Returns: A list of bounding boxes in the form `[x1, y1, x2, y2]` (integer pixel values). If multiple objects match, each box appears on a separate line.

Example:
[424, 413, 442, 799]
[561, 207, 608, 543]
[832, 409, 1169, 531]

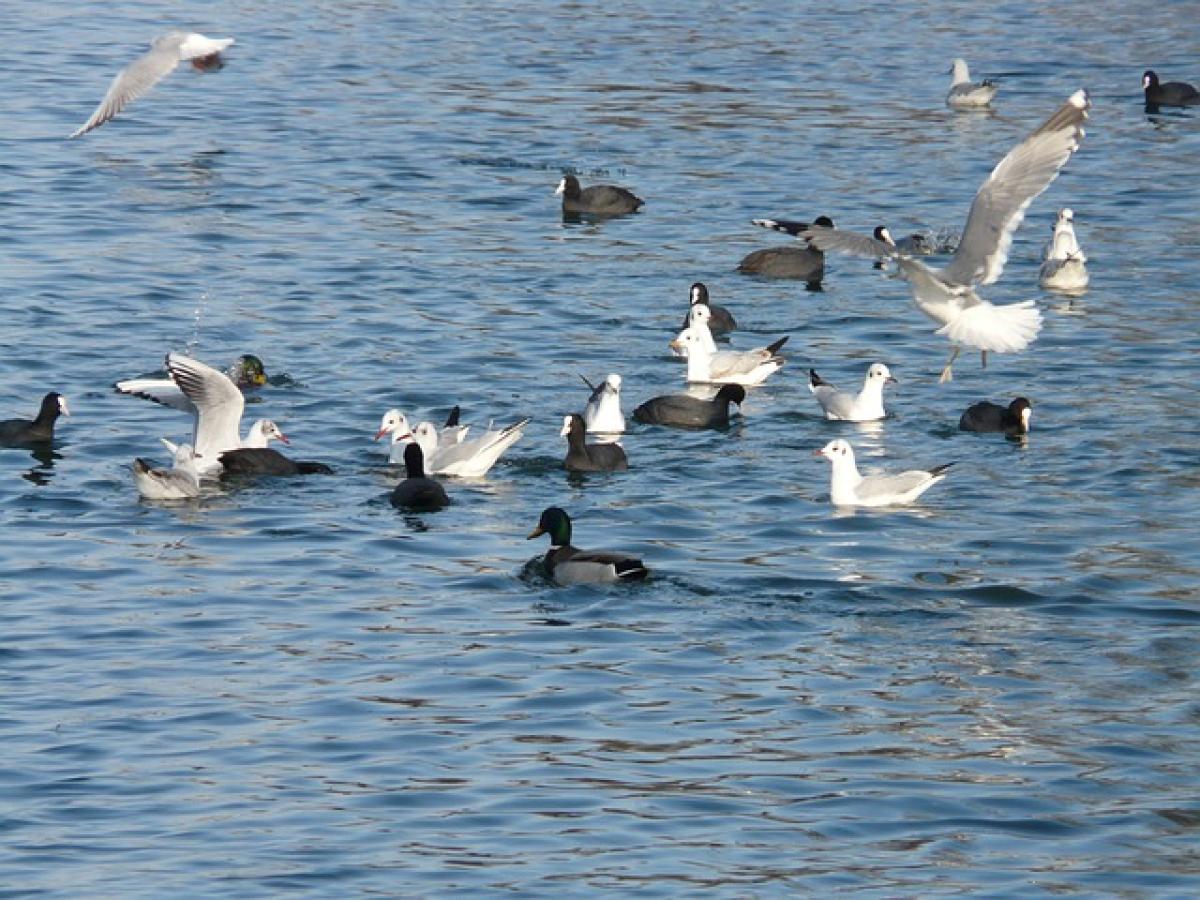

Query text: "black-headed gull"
[632, 383, 745, 429]
[680, 282, 736, 335]
[946, 58, 998, 109]
[409, 416, 530, 478]
[71, 31, 235, 138]
[959, 397, 1031, 436]
[1039, 209, 1088, 293]
[561, 414, 627, 472]
[809, 363, 896, 422]
[375, 408, 467, 463]
[556, 175, 644, 217]
[669, 325, 787, 386]
[155, 353, 286, 474]
[581, 373, 625, 435]
[132, 440, 200, 500]
[527, 506, 648, 585]
[802, 90, 1090, 382]
[0, 393, 69, 446]
[816, 439, 952, 507]
[390, 443, 449, 512]
[1142, 70, 1200, 110]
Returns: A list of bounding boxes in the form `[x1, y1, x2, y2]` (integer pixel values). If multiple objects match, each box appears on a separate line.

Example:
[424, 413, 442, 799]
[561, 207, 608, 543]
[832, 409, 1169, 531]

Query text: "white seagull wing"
[114, 376, 195, 413]
[165, 352, 245, 465]
[942, 90, 1090, 287]
[71, 41, 183, 138]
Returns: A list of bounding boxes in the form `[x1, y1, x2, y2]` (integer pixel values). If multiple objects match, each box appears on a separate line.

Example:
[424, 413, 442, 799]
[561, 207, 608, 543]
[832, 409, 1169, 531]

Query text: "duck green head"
[527, 506, 572, 546]
[233, 354, 268, 387]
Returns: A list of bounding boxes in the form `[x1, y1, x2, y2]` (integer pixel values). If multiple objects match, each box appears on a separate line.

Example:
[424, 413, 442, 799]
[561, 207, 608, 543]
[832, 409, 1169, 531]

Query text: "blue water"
[2, 1, 1199, 895]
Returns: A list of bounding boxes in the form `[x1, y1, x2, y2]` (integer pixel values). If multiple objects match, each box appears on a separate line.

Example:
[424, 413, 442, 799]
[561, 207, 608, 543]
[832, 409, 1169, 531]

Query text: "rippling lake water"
[2, 1, 1199, 895]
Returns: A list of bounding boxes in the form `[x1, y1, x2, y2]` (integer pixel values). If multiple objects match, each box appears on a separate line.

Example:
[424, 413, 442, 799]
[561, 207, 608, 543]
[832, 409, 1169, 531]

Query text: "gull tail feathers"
[937, 301, 1043, 353]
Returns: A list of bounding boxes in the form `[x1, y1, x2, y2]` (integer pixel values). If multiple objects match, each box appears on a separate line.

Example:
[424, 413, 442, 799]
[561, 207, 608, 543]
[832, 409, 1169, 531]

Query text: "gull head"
[950, 58, 970, 82]
[255, 419, 289, 446]
[867, 363, 897, 386]
[375, 409, 410, 442]
[816, 438, 854, 463]
[604, 373, 622, 393]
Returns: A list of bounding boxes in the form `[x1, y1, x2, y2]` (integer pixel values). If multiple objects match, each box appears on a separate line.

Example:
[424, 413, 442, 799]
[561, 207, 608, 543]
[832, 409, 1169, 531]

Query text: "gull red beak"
[373, 427, 390, 441]
[277, 432, 291, 445]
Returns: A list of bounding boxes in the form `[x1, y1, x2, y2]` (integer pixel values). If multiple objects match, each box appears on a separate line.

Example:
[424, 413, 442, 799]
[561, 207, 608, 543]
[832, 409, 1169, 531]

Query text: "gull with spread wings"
[803, 90, 1089, 382]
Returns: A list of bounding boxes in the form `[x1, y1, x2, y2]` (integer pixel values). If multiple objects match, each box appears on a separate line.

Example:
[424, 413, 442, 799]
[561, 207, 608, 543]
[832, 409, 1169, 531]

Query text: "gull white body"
[946, 58, 998, 109]
[669, 325, 786, 386]
[809, 363, 896, 422]
[671, 305, 719, 358]
[582, 373, 626, 434]
[409, 417, 530, 477]
[133, 440, 201, 500]
[802, 90, 1089, 381]
[1039, 208, 1089, 293]
[817, 439, 950, 508]
[71, 31, 235, 138]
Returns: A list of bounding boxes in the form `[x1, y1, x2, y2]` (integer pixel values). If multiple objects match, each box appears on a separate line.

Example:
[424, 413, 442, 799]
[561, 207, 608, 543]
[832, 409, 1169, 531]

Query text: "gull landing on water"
[802, 90, 1090, 382]
[70, 32, 235, 138]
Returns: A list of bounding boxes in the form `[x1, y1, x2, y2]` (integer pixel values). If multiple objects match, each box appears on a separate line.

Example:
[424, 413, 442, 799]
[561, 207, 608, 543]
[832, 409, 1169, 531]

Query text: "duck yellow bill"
[526, 525, 545, 540]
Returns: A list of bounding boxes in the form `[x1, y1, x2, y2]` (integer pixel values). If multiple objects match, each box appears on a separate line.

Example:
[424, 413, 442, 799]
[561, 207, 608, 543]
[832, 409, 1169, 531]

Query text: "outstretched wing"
[71, 42, 181, 137]
[942, 90, 1089, 287]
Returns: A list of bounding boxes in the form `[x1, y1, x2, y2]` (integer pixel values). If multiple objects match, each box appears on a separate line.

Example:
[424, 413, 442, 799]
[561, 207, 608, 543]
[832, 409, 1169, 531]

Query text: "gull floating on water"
[581, 373, 625, 435]
[802, 90, 1090, 382]
[670, 324, 786, 386]
[71, 31, 235, 138]
[132, 439, 200, 500]
[809, 363, 896, 422]
[816, 439, 951, 507]
[404, 416, 530, 478]
[946, 58, 998, 109]
[1039, 208, 1089, 293]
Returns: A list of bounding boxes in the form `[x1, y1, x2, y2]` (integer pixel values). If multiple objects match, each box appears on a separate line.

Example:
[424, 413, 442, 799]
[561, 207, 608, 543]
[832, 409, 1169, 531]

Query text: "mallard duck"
[0, 392, 69, 446]
[526, 506, 648, 585]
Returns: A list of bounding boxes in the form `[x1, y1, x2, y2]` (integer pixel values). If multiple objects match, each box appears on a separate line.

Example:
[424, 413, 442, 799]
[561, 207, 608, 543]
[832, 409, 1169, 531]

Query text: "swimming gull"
[816, 439, 952, 507]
